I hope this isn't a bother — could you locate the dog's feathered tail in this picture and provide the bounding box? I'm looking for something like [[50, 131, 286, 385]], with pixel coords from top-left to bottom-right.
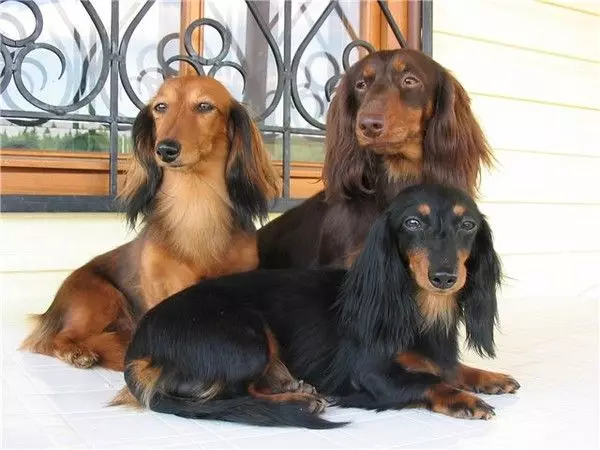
[[148, 393, 346, 429], [20, 309, 62, 355], [111, 361, 346, 430]]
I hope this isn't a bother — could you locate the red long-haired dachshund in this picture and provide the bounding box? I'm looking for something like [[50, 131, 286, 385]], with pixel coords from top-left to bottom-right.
[[113, 184, 517, 428], [258, 49, 517, 396], [21, 75, 280, 371]]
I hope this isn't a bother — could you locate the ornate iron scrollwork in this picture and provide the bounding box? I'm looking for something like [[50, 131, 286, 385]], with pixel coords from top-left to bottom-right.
[[0, 0, 414, 209], [1, 0, 109, 115]]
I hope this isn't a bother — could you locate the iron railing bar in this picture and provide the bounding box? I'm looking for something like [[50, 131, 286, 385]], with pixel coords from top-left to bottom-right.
[[244, 0, 284, 123], [281, 0, 292, 199], [422, 0, 433, 56], [377, 0, 409, 48], [108, 0, 119, 196], [332, 2, 359, 42], [260, 125, 324, 136], [289, 1, 337, 131]]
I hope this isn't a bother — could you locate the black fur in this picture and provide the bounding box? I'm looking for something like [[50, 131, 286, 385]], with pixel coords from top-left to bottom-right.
[[123, 106, 162, 228], [144, 390, 341, 429], [124, 184, 502, 428], [226, 102, 271, 232], [337, 213, 418, 356], [460, 218, 501, 357]]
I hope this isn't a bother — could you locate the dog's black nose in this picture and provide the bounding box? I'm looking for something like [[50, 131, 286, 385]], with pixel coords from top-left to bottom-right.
[[358, 114, 385, 137], [156, 139, 181, 163], [429, 271, 458, 290]]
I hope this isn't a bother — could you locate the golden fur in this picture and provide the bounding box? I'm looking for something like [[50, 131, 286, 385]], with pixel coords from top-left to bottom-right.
[[21, 75, 279, 371]]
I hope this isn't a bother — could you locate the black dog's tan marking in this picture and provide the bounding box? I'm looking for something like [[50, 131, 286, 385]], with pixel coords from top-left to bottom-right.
[[425, 384, 495, 420], [248, 329, 327, 414], [113, 184, 515, 428], [453, 204, 466, 216], [397, 351, 520, 395], [454, 365, 520, 394], [417, 203, 431, 215]]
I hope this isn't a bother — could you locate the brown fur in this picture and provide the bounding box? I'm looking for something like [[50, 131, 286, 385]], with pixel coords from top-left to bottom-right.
[[417, 203, 431, 215], [343, 246, 362, 267], [322, 49, 493, 204], [362, 64, 376, 79], [416, 291, 458, 332], [257, 50, 495, 273], [395, 351, 441, 376], [392, 56, 406, 72], [124, 358, 163, 407], [406, 249, 431, 291], [453, 204, 466, 216], [109, 387, 142, 409], [247, 328, 327, 414], [453, 365, 521, 394], [407, 249, 468, 294], [407, 248, 470, 331], [21, 75, 279, 371], [424, 383, 495, 420], [247, 384, 326, 415], [396, 352, 520, 395]]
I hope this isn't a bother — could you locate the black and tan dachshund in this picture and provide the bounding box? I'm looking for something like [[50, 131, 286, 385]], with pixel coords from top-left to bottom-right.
[[112, 184, 518, 428]]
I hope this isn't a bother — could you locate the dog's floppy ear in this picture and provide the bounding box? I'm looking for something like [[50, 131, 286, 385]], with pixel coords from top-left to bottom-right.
[[226, 101, 279, 232], [423, 69, 493, 196], [119, 106, 162, 229], [339, 212, 418, 353], [460, 216, 501, 358], [323, 76, 378, 201]]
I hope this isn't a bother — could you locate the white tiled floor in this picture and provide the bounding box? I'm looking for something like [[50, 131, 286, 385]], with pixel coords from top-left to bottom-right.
[[2, 296, 598, 449]]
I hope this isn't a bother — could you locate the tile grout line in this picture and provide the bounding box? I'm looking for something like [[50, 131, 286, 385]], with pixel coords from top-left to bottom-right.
[[153, 409, 232, 446], [9, 352, 147, 448], [15, 361, 94, 449]]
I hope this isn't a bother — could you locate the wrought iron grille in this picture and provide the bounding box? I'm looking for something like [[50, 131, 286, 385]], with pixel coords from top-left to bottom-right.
[[0, 0, 432, 213]]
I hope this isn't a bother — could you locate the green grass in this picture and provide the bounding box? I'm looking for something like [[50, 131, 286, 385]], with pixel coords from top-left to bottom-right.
[[1, 127, 326, 163]]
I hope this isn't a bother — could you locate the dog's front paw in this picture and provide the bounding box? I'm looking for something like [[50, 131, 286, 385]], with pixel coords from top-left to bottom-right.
[[455, 366, 520, 394], [56, 347, 99, 369], [427, 383, 495, 420]]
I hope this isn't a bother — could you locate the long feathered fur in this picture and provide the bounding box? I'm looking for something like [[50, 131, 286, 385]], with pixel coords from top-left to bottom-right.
[[115, 184, 512, 428], [119, 106, 161, 229], [459, 217, 501, 357], [259, 48, 494, 270], [20, 76, 279, 372]]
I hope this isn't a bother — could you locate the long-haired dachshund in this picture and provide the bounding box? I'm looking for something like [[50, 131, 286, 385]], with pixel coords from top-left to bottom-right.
[[113, 184, 518, 429], [21, 75, 279, 371], [258, 49, 494, 270], [258, 49, 517, 397]]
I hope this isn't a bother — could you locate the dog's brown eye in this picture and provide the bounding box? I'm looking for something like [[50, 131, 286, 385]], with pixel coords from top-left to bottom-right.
[[460, 220, 477, 231], [355, 80, 367, 90], [403, 217, 423, 231], [197, 103, 214, 113], [402, 76, 420, 88], [154, 103, 167, 113]]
